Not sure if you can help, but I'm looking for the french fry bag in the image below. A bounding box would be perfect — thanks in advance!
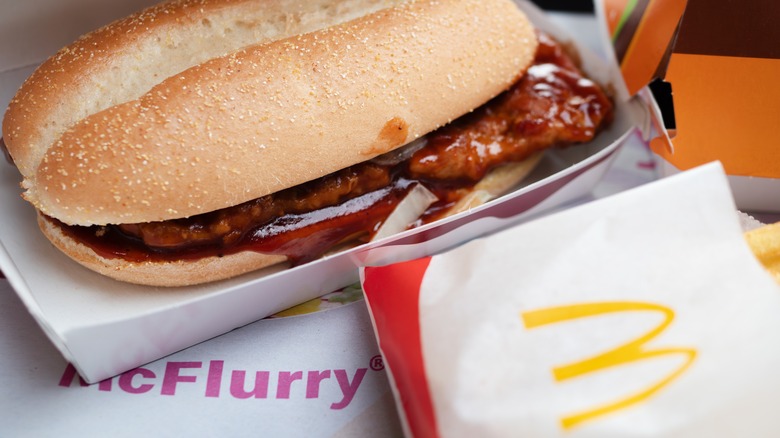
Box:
[361,164,780,437]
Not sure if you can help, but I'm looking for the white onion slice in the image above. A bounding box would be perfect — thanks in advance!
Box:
[371,183,438,241]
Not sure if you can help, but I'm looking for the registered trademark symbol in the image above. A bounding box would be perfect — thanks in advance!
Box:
[369,355,384,371]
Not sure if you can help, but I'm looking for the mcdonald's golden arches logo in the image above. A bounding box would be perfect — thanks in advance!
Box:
[521,301,697,430]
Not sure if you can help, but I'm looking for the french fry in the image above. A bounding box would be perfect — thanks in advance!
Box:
[746,222,780,283]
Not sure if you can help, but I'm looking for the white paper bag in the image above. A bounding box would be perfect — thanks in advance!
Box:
[361,163,780,437]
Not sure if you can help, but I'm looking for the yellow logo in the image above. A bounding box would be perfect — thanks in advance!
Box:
[521,301,697,430]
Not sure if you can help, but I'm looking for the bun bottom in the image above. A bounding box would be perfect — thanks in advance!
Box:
[38,215,289,287]
[38,154,542,287]
[444,152,543,216]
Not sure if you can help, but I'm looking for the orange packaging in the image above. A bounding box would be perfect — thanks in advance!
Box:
[597,0,780,212]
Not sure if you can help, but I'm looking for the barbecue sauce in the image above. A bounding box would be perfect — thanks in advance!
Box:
[57,179,420,265]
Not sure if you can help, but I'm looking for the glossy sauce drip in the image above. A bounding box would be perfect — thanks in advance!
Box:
[58,179,417,265]
[406,32,613,183]
[53,32,613,265]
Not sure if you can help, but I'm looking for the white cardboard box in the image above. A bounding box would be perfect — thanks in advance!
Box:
[0,0,646,382]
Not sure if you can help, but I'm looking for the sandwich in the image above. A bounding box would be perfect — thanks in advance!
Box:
[1,0,613,286]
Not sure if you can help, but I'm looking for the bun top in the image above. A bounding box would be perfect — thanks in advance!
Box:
[3,0,402,180]
[5,0,538,226]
